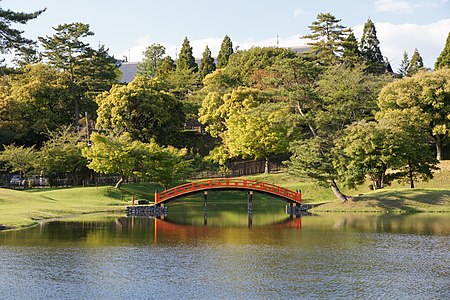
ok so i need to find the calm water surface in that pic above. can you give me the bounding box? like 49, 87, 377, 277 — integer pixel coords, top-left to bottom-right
0, 200, 449, 299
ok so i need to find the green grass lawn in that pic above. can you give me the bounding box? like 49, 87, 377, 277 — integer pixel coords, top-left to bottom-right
1, 161, 450, 230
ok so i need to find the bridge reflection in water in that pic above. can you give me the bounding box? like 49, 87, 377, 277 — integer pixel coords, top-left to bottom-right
149, 216, 302, 243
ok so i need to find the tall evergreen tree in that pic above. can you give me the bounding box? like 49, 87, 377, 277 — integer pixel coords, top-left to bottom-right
176, 37, 197, 72
435, 32, 450, 69
137, 43, 166, 78
341, 31, 361, 66
199, 45, 216, 80
398, 51, 410, 77
0, 5, 45, 55
39, 23, 119, 127
302, 13, 348, 65
360, 18, 386, 74
217, 35, 234, 68
407, 48, 424, 76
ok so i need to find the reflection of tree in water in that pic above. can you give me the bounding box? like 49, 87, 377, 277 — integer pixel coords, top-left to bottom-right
326, 214, 450, 235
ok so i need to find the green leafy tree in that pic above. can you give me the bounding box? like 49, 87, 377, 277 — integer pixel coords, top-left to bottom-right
199, 87, 267, 138
334, 121, 392, 190
302, 13, 348, 65
36, 126, 88, 186
435, 32, 450, 69
95, 76, 184, 145
82, 133, 191, 188
177, 37, 198, 72
39, 23, 119, 126
287, 64, 391, 201
0, 64, 72, 146
0, 5, 45, 55
376, 108, 438, 188
199, 45, 216, 80
137, 43, 166, 78
217, 35, 233, 69
0, 144, 36, 178
407, 48, 424, 76
398, 51, 410, 77
215, 103, 294, 173
360, 18, 386, 74
155, 56, 176, 79
377, 68, 450, 160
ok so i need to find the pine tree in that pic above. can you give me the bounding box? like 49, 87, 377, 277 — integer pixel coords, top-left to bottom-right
0, 6, 45, 54
341, 31, 361, 66
39, 23, 118, 126
398, 51, 410, 77
360, 18, 386, 74
176, 37, 197, 72
137, 43, 166, 78
302, 13, 348, 65
199, 45, 216, 80
407, 48, 424, 76
217, 35, 234, 68
435, 32, 450, 70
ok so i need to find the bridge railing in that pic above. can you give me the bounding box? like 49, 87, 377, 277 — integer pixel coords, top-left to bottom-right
155, 178, 301, 204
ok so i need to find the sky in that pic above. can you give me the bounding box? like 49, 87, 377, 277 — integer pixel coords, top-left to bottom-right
2, 0, 450, 70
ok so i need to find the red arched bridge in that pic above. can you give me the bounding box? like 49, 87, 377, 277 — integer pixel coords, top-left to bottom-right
154, 178, 301, 205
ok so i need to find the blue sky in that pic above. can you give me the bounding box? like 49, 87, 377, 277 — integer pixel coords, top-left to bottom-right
2, 0, 449, 69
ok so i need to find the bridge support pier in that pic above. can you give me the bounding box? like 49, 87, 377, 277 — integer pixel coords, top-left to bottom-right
203, 191, 208, 212
247, 191, 253, 212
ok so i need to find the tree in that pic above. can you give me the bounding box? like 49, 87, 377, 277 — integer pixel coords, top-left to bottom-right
0, 5, 45, 55
0, 64, 72, 146
82, 133, 191, 188
0, 144, 36, 178
176, 37, 197, 72
407, 48, 424, 76
199, 87, 268, 138
216, 103, 294, 173
36, 126, 88, 186
137, 43, 166, 78
217, 35, 233, 69
39, 23, 119, 127
376, 108, 438, 188
302, 13, 348, 65
199, 45, 216, 80
341, 31, 361, 67
377, 68, 450, 161
360, 18, 386, 74
334, 121, 391, 190
95, 76, 184, 145
435, 32, 450, 69
287, 64, 391, 201
155, 56, 176, 79
398, 51, 410, 77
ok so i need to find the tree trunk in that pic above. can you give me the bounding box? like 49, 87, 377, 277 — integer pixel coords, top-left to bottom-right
408, 159, 415, 189
328, 179, 349, 202
264, 157, 270, 174
435, 137, 443, 161
115, 176, 124, 189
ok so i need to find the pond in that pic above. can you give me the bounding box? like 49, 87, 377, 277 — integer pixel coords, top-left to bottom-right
0, 199, 449, 299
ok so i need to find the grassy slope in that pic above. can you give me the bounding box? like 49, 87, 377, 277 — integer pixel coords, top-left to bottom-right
249, 161, 450, 213
1, 161, 449, 230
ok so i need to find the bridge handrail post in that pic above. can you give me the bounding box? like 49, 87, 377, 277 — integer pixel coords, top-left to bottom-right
155, 191, 160, 204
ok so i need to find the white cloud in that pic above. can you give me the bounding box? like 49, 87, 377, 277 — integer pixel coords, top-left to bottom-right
353, 19, 450, 69
375, 0, 448, 14
375, 0, 417, 14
